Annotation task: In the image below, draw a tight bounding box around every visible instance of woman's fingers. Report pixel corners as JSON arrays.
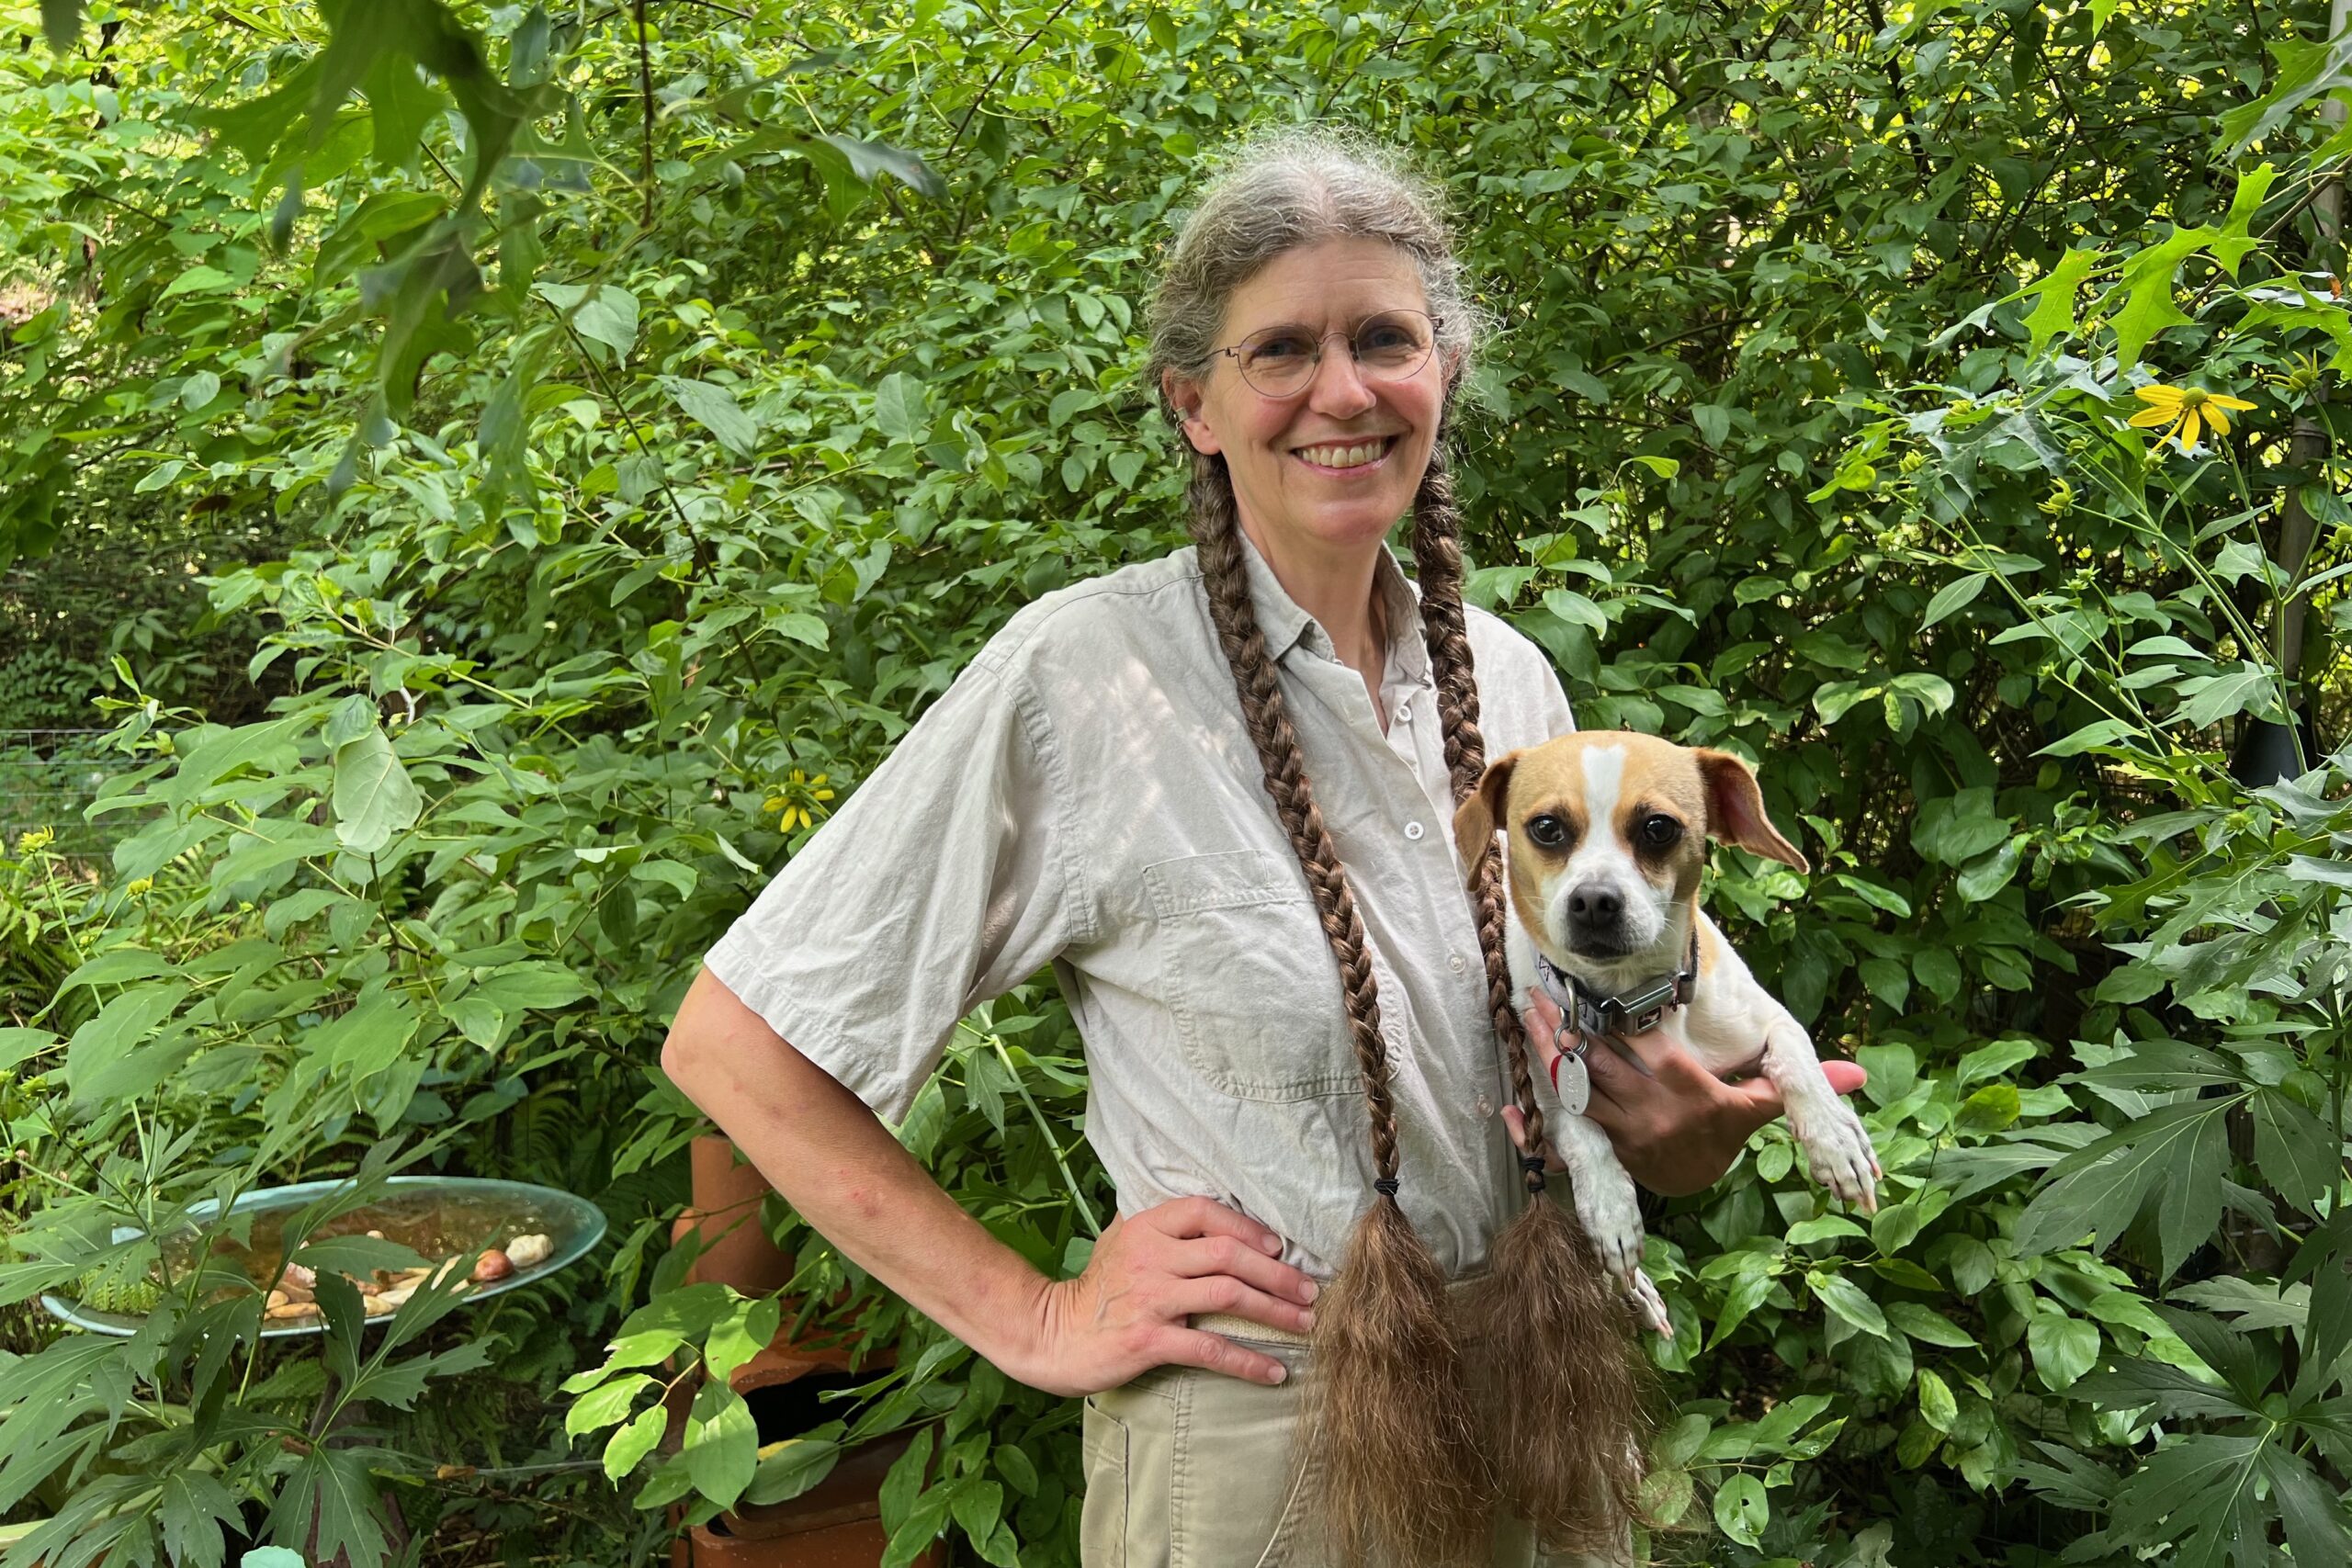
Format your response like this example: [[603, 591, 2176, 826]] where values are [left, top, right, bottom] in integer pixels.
[[1147, 1194, 1284, 1256], [1172, 1235, 1319, 1306], [1168, 1273, 1317, 1337], [1149, 1325, 1291, 1386], [1522, 987, 1566, 1066]]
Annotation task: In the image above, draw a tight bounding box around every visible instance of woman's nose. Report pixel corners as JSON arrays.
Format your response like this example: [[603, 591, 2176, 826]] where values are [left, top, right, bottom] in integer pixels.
[[1304, 343, 1379, 416]]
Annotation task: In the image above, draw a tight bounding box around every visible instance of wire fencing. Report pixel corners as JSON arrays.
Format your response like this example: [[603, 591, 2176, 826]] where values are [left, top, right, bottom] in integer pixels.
[[0, 728, 121, 860]]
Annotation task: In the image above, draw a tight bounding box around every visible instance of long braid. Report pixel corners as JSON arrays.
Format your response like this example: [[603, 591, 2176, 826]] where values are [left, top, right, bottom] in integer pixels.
[[1189, 458, 1407, 1184], [1411, 438, 1655, 1556], [1186, 452, 1492, 1567], [1407, 435, 1552, 1182]]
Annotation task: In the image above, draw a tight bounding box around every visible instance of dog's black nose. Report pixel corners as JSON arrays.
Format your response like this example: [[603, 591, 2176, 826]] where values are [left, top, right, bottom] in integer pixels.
[[1566, 885, 1623, 926]]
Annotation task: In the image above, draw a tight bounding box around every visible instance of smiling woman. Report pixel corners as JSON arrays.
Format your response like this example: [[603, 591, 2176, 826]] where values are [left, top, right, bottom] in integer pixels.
[[661, 126, 1825, 1568]]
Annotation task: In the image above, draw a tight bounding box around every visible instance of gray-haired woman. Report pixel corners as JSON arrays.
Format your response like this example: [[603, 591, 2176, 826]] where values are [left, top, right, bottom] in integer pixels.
[[662, 128, 1864, 1566]]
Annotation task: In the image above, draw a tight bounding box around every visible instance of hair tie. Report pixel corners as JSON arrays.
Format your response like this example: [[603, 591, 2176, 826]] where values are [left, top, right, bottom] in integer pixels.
[[1373, 1176, 1400, 1197]]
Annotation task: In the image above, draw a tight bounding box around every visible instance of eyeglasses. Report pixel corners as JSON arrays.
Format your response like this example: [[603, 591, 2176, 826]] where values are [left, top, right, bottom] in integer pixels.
[[1210, 309, 1442, 399]]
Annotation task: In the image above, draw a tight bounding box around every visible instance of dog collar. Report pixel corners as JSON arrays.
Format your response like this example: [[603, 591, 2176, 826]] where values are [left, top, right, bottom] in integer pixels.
[[1532, 927, 1701, 1042]]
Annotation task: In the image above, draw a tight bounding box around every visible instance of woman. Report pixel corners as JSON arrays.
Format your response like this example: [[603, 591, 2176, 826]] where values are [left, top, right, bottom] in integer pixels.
[[662, 129, 1862, 1566]]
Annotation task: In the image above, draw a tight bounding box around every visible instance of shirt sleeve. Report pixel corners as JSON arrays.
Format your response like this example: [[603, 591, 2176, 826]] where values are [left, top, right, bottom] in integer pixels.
[[701, 660, 1089, 1123]]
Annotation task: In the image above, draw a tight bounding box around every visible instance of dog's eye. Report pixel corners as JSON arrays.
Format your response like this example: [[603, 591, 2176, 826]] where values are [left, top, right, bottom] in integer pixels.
[[1639, 815, 1683, 850], [1525, 814, 1567, 849]]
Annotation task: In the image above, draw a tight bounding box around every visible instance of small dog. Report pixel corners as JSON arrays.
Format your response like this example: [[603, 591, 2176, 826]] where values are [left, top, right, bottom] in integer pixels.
[[1453, 731, 1881, 1337]]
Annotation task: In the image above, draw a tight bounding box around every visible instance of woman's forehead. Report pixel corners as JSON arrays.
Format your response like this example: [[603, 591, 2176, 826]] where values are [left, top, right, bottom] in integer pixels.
[[1228, 237, 1427, 321]]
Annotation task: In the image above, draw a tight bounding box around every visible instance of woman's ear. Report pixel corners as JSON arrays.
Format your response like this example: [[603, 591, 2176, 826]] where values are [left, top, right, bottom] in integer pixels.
[[1160, 367, 1219, 456]]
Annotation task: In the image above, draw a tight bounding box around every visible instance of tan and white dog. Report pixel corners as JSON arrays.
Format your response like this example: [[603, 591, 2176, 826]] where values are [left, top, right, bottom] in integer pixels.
[[1454, 731, 1881, 1337]]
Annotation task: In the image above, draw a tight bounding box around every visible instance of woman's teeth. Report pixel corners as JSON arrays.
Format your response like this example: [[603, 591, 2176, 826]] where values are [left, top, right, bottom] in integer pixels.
[[1295, 438, 1393, 468]]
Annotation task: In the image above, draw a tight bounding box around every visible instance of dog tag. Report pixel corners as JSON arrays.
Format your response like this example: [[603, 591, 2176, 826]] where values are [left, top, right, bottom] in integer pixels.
[[1552, 1045, 1590, 1117]]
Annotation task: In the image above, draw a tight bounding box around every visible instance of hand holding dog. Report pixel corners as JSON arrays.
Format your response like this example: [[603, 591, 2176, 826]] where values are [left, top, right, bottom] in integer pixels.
[[1504, 987, 1869, 1198], [1012, 1196, 1318, 1395]]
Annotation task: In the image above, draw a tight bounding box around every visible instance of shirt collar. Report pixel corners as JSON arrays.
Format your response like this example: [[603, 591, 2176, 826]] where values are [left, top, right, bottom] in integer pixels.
[[1234, 530, 1431, 686]]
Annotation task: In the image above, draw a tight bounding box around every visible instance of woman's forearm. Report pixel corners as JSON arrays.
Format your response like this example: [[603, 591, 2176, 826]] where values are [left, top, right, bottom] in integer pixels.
[[659, 966, 1052, 1375]]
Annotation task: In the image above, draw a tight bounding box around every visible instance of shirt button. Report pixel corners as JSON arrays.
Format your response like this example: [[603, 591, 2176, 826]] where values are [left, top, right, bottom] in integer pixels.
[[1449, 952, 1467, 974], [1404, 821, 1425, 841], [1474, 1095, 1494, 1118], [1396, 705, 1413, 723]]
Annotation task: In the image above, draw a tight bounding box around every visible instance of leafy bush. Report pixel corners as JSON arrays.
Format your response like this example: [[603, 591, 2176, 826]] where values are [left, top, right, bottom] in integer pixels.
[[1, 2, 2347, 1565]]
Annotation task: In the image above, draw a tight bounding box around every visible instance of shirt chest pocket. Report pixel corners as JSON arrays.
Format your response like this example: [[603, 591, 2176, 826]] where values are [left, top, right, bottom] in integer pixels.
[[1141, 850, 1359, 1104]]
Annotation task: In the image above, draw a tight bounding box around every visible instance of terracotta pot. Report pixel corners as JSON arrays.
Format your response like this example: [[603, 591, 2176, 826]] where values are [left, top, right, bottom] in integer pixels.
[[663, 1137, 929, 1565], [673, 1135, 797, 1297], [688, 1429, 943, 1566]]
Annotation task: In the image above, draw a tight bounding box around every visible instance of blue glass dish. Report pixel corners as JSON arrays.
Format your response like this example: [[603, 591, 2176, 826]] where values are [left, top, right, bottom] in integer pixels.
[[40, 1175, 608, 1339]]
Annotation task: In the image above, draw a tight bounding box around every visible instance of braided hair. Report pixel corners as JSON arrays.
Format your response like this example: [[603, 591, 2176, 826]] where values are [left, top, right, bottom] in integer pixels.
[[1147, 128, 1649, 1561]]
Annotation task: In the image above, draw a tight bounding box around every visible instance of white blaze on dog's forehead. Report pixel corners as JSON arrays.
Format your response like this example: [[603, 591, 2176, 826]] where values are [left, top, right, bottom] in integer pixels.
[[1557, 744, 1638, 885], [1579, 744, 1625, 827]]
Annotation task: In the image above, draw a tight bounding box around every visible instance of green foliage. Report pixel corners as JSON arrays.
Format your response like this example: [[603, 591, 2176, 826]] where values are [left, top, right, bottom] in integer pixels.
[[2, 1, 2350, 1565]]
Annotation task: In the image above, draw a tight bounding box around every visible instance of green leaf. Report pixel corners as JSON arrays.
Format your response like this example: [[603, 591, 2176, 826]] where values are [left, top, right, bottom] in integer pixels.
[[2250, 1088, 2337, 1219], [1885, 1303, 1975, 1348], [2018, 1099, 2237, 1265], [2037, 717, 2141, 758], [1916, 1366, 1958, 1431], [40, 0, 83, 52], [604, 1404, 669, 1482], [874, 372, 932, 445], [2264, 1447, 2352, 1565], [1713, 1472, 1768, 1547], [2020, 248, 2102, 352], [2029, 1314, 2100, 1390], [684, 1381, 759, 1510], [1810, 1271, 1891, 1339], [667, 378, 760, 455], [744, 1437, 842, 1506], [161, 265, 235, 299], [535, 282, 639, 356], [704, 1293, 782, 1383], [332, 724, 423, 854], [269, 1450, 390, 1568], [241, 1551, 307, 1568], [158, 1471, 240, 1568], [2109, 228, 2209, 368], [1921, 572, 1990, 628], [567, 1373, 655, 1438]]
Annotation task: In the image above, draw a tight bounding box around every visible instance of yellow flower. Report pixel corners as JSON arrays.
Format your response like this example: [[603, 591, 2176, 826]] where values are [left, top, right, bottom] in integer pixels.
[[126, 877, 153, 897], [761, 769, 835, 835], [16, 828, 52, 853], [2128, 382, 2256, 454]]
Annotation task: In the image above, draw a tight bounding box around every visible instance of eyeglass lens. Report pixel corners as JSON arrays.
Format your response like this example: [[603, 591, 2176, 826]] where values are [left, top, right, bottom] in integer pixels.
[[1234, 310, 1434, 396]]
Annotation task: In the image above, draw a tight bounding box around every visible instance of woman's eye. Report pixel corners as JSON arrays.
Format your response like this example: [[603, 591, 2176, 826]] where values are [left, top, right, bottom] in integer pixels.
[[1248, 333, 1311, 360], [1640, 815, 1683, 849], [1360, 323, 1412, 351], [1526, 815, 1567, 849]]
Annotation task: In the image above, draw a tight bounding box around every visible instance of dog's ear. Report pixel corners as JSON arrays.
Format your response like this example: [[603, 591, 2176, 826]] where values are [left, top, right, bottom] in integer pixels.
[[1453, 750, 1521, 887], [1696, 748, 1809, 873]]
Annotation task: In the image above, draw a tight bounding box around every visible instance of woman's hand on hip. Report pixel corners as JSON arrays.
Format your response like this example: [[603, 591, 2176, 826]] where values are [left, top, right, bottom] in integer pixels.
[[1502, 987, 1868, 1198], [1006, 1196, 1318, 1396]]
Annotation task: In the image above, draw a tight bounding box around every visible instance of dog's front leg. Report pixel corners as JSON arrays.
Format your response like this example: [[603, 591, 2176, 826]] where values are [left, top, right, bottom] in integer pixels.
[[1760, 1012, 1881, 1213], [1548, 1108, 1671, 1337]]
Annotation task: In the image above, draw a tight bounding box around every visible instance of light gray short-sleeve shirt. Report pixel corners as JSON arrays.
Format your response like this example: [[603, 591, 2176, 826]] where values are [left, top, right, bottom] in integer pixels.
[[704, 536, 1576, 1280]]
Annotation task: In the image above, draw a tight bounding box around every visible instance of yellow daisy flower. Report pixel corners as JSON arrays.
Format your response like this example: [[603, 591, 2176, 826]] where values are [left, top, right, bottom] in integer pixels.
[[2128, 382, 2256, 454], [761, 769, 835, 834]]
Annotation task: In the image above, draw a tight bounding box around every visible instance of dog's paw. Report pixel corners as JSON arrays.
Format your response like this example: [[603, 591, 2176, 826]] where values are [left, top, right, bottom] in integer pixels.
[[1627, 1268, 1672, 1338], [1796, 1098, 1882, 1214], [1574, 1168, 1648, 1281]]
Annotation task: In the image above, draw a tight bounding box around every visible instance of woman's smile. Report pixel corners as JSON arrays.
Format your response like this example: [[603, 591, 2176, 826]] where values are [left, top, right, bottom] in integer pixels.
[[1291, 434, 1400, 475]]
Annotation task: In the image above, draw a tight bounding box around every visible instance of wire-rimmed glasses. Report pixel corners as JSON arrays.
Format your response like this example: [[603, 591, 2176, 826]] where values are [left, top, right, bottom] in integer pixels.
[[1210, 309, 1442, 399]]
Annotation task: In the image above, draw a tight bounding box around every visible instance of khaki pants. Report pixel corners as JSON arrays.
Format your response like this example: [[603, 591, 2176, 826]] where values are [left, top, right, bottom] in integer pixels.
[[1079, 1302, 1625, 1568]]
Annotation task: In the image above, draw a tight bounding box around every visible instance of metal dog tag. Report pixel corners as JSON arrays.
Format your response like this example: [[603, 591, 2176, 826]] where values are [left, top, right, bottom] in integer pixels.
[[1553, 1044, 1591, 1117]]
